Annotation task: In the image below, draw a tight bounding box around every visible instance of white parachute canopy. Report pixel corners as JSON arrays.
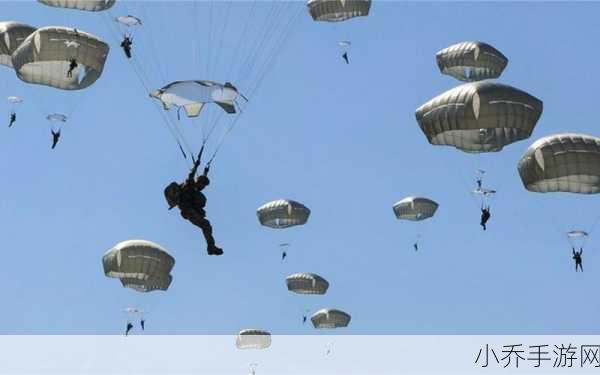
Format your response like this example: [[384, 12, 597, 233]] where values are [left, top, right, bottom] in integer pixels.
[[46, 113, 67, 123], [567, 230, 589, 249], [124, 307, 143, 314], [151, 80, 244, 118], [338, 40, 351, 49], [116, 15, 142, 27], [567, 230, 588, 238], [472, 188, 496, 196], [7, 96, 23, 104]]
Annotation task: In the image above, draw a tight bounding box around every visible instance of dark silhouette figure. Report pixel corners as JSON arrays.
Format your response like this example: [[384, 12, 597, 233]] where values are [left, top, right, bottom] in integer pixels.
[[480, 206, 491, 231], [282, 251, 287, 261], [573, 247, 583, 272], [125, 322, 133, 336], [342, 52, 349, 64], [165, 148, 222, 255], [476, 178, 482, 190], [67, 58, 78, 77], [8, 112, 16, 128], [121, 36, 133, 59], [140, 319, 145, 330], [51, 129, 60, 149], [413, 242, 418, 251], [302, 315, 307, 324]]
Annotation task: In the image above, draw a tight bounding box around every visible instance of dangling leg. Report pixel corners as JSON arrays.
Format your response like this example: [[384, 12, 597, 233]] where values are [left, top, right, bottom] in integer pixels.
[[181, 209, 223, 255]]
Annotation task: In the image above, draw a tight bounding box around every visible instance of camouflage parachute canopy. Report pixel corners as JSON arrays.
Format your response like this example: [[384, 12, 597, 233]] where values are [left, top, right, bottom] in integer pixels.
[[518, 133, 600, 194], [236, 329, 272, 350], [416, 81, 543, 153], [12, 26, 110, 90], [286, 273, 329, 295], [256, 199, 310, 229], [37, 0, 115, 12], [436, 41, 508, 82], [0, 21, 36, 68], [307, 0, 371, 22], [392, 197, 438, 221], [311, 308, 351, 329], [103, 239, 175, 293]]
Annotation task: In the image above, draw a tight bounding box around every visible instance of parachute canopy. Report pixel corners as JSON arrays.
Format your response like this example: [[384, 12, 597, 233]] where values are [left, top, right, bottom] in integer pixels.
[[103, 239, 175, 293], [436, 41, 508, 82], [37, 0, 115, 12], [7, 96, 23, 104], [150, 80, 242, 117], [311, 308, 351, 329], [257, 199, 311, 229], [236, 329, 272, 350], [518, 133, 600, 194], [308, 0, 371, 22], [12, 26, 110, 90], [416, 81, 543, 153], [567, 230, 588, 238], [286, 273, 329, 295], [46, 113, 67, 123], [0, 21, 36, 68], [116, 15, 142, 27], [392, 197, 438, 221], [472, 188, 496, 196]]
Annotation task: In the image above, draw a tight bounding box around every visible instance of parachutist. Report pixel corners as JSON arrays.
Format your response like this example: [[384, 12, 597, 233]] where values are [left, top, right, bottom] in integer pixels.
[[125, 322, 133, 336], [342, 52, 349, 64], [165, 148, 223, 256], [414, 242, 418, 251], [302, 315, 307, 324], [573, 247, 583, 272], [8, 112, 16, 128], [121, 35, 133, 59], [140, 319, 145, 330], [480, 206, 491, 231], [282, 251, 287, 261], [67, 58, 78, 77], [51, 129, 61, 149]]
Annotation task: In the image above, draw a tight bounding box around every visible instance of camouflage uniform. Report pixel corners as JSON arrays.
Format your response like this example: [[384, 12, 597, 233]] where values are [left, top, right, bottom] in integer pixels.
[[165, 160, 221, 255]]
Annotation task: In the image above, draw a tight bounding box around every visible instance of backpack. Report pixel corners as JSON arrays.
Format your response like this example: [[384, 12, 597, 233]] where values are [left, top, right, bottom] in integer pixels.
[[164, 182, 181, 209]]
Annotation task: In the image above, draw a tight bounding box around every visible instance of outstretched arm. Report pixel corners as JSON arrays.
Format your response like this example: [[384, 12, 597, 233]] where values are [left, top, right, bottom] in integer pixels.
[[186, 159, 201, 184], [186, 146, 205, 183]]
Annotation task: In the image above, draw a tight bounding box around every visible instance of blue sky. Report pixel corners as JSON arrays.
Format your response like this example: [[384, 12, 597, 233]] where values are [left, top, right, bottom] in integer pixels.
[[1, 1, 599, 335]]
